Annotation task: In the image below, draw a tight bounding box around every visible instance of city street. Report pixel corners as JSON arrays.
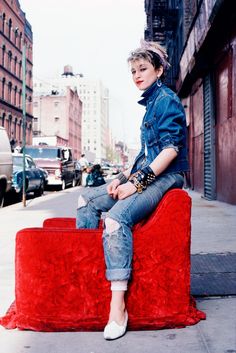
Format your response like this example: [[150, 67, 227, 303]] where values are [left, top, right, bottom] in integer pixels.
[[1, 0, 236, 351], [0, 186, 235, 353]]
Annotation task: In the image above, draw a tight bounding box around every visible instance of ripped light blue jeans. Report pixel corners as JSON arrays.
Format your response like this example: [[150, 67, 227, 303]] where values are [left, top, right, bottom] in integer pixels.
[[76, 172, 184, 282]]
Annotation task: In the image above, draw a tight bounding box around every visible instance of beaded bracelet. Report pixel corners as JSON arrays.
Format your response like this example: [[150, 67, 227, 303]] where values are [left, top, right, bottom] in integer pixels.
[[117, 172, 128, 185]]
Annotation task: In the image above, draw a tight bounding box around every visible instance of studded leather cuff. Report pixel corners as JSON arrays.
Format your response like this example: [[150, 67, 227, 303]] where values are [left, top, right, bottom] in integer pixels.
[[129, 166, 156, 193], [140, 165, 156, 184]]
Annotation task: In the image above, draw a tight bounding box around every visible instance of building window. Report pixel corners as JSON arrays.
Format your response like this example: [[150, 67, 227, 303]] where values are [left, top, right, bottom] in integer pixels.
[[54, 117, 60, 122], [28, 70, 32, 86], [14, 28, 18, 46], [17, 32, 21, 49], [14, 86, 17, 105], [19, 32, 22, 50], [13, 118, 17, 137], [2, 77, 6, 100], [19, 60, 22, 79], [54, 102, 59, 107], [14, 56, 17, 75], [2, 13, 6, 34], [8, 51, 12, 71], [8, 82, 12, 103], [8, 115, 12, 136], [18, 120, 22, 141], [8, 19, 12, 40], [1, 113, 5, 127], [2, 45, 6, 66], [18, 89, 22, 108]]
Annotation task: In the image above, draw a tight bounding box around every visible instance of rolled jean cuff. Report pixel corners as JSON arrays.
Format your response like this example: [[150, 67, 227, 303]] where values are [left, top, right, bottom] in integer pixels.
[[106, 268, 131, 281]]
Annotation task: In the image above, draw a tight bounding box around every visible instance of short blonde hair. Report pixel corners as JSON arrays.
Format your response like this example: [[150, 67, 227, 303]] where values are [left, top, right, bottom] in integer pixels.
[[128, 40, 170, 72]]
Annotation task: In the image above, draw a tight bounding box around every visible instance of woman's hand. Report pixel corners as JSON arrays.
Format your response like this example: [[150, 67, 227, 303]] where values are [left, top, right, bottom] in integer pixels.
[[107, 178, 121, 198], [116, 182, 137, 200]]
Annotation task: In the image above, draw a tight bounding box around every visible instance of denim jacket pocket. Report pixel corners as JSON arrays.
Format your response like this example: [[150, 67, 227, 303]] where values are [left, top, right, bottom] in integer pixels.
[[144, 118, 158, 147]]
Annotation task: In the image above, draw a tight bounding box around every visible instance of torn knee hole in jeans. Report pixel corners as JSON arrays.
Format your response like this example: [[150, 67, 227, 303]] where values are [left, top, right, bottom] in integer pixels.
[[105, 217, 120, 234], [77, 195, 87, 208]]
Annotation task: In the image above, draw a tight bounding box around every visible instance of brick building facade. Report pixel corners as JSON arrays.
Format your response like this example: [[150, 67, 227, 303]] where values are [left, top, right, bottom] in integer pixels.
[[33, 86, 82, 160], [145, 0, 236, 204], [0, 0, 33, 148]]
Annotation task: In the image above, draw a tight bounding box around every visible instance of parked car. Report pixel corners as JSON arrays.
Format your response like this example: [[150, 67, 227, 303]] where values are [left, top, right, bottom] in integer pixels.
[[39, 167, 48, 188], [23, 145, 75, 190], [12, 153, 46, 197], [0, 127, 13, 207], [101, 163, 121, 179]]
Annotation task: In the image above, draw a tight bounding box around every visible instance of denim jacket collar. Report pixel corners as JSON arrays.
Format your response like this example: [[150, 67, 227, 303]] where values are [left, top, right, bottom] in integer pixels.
[[138, 80, 161, 107]]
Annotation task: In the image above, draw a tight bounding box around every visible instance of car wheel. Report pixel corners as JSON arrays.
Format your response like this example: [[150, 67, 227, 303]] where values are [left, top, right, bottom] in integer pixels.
[[72, 177, 76, 187], [61, 180, 66, 190], [34, 181, 44, 197], [17, 189, 23, 202], [76, 173, 82, 186], [0, 190, 5, 208]]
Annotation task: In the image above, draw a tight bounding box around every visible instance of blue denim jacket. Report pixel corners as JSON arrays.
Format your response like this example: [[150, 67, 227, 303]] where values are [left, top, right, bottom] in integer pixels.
[[131, 80, 189, 174]]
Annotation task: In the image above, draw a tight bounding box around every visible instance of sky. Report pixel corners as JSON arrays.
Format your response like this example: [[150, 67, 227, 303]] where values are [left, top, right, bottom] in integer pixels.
[[19, 0, 147, 148]]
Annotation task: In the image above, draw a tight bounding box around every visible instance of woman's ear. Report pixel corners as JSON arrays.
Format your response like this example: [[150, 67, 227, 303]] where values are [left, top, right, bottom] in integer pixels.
[[157, 66, 164, 78]]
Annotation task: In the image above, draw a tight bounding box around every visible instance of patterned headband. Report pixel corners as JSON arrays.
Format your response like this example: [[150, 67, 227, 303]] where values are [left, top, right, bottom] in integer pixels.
[[139, 39, 170, 69]]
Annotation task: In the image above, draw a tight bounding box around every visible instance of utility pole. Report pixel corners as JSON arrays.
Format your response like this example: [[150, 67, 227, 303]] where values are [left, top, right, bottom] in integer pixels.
[[22, 43, 26, 207]]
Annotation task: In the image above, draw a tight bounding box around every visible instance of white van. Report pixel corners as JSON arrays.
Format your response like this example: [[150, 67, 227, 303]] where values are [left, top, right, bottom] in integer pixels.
[[0, 127, 13, 207]]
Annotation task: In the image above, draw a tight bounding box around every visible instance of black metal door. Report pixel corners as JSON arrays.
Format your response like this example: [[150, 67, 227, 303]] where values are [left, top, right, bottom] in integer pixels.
[[203, 74, 216, 200]]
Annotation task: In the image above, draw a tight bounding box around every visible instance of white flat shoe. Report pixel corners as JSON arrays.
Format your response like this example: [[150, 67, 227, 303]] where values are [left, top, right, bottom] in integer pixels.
[[103, 311, 128, 340]]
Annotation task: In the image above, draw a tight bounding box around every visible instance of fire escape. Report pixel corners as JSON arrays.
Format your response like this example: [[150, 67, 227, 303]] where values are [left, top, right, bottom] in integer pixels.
[[144, 0, 182, 89]]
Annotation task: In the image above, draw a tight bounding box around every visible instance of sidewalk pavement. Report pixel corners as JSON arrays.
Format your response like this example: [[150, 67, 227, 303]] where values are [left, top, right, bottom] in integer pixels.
[[0, 187, 235, 353]]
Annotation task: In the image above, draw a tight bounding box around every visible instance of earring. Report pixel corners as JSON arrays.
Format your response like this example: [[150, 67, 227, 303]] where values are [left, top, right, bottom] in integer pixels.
[[156, 77, 162, 87]]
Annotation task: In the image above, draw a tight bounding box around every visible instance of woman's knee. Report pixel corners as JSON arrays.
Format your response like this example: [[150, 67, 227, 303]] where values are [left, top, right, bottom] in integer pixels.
[[77, 195, 87, 208], [105, 217, 120, 234]]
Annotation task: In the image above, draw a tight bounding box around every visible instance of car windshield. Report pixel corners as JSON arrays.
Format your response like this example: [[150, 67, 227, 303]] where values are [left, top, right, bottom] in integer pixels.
[[24, 147, 59, 159], [12, 156, 24, 172]]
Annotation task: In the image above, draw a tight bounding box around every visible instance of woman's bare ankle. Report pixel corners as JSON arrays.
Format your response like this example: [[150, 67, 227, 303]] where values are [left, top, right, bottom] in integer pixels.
[[107, 289, 126, 324], [108, 307, 126, 325], [108, 299, 126, 325]]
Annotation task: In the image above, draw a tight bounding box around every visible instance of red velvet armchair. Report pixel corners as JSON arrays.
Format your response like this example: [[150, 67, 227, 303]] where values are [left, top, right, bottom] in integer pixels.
[[0, 189, 205, 331]]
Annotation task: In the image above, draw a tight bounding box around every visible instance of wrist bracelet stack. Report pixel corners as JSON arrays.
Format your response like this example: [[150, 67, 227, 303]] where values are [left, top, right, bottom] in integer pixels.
[[117, 172, 128, 185], [129, 166, 156, 193]]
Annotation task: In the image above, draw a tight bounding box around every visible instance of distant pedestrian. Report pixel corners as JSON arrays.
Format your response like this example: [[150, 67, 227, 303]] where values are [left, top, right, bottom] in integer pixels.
[[76, 40, 189, 340], [10, 138, 16, 152], [79, 154, 89, 186], [14, 141, 22, 153], [74, 160, 82, 186], [79, 154, 88, 170], [86, 164, 105, 187]]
